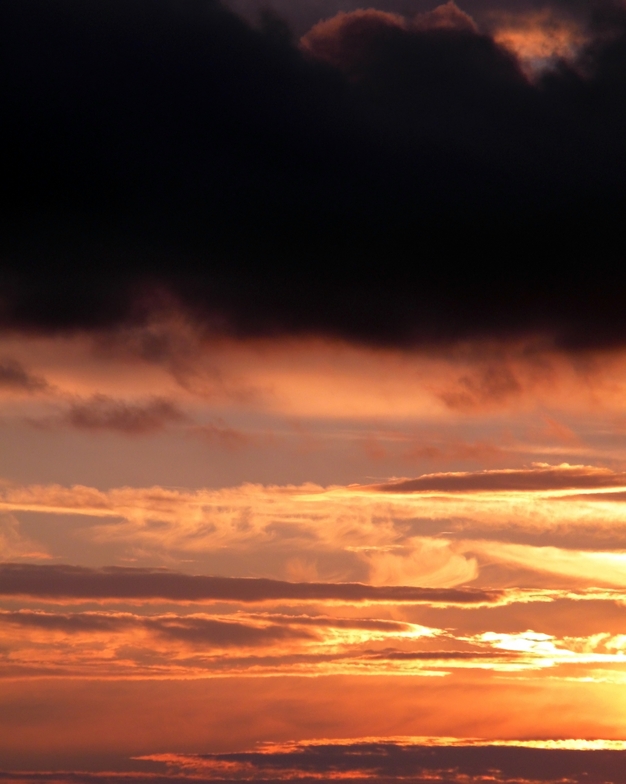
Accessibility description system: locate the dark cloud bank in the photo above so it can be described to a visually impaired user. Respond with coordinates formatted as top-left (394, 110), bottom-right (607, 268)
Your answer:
top-left (155, 741), bottom-right (626, 784)
top-left (373, 464), bottom-right (626, 492)
top-left (3, 741), bottom-right (626, 784)
top-left (2, 0), bottom-right (626, 348)
top-left (0, 563), bottom-right (499, 603)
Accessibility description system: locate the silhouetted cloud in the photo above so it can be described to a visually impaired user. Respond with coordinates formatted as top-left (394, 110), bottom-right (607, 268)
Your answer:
top-left (0, 563), bottom-right (501, 604)
top-left (2, 0), bottom-right (626, 348)
top-left (0, 609), bottom-right (313, 647)
top-left (372, 464), bottom-right (626, 492)
top-left (3, 738), bottom-right (626, 783)
top-left (141, 739), bottom-right (626, 783)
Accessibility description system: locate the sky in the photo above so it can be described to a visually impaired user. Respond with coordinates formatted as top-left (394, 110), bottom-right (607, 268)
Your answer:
top-left (3, 0), bottom-right (626, 782)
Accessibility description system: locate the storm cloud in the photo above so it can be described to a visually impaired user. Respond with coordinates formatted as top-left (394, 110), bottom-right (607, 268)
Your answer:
top-left (2, 0), bottom-right (626, 347)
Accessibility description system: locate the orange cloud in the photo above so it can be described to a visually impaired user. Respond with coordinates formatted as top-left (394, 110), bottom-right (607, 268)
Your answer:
top-left (300, 3), bottom-right (477, 77)
top-left (0, 358), bottom-right (48, 394)
top-left (7, 330), bottom-right (626, 424)
top-left (60, 395), bottom-right (187, 435)
top-left (5, 464), bottom-right (626, 588)
top-left (3, 675), bottom-right (626, 770)
top-left (491, 10), bottom-right (588, 73)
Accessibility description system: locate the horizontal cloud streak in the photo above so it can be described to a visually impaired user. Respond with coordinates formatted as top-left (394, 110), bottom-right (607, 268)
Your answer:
top-left (6, 469), bottom-right (626, 589)
top-left (62, 396), bottom-right (187, 435)
top-left (142, 739), bottom-right (626, 783)
top-left (0, 358), bottom-right (48, 392)
top-left (373, 464), bottom-right (626, 493)
top-left (0, 609), bottom-right (314, 647)
top-left (0, 563), bottom-right (500, 604)
top-left (4, 602), bottom-right (626, 678)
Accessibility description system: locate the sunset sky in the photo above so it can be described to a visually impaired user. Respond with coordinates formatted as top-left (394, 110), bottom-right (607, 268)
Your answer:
top-left (3, 1), bottom-right (626, 782)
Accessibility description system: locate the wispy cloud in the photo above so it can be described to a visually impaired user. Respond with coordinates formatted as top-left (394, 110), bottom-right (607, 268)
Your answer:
top-left (62, 396), bottom-right (187, 435)
top-left (0, 358), bottom-right (48, 393)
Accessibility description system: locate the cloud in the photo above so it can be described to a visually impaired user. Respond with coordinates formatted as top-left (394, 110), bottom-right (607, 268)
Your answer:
top-left (491, 8), bottom-right (589, 70)
top-left (191, 420), bottom-right (251, 449)
top-left (4, 600), bottom-right (625, 680)
top-left (470, 540), bottom-right (626, 587)
top-left (5, 471), bottom-right (626, 585)
top-left (3, 0), bottom-right (626, 348)
top-left (0, 608), bottom-right (417, 637)
top-left (144, 615), bottom-right (314, 647)
top-left (414, 2), bottom-right (478, 32)
top-left (140, 739), bottom-right (626, 783)
top-left (0, 514), bottom-right (50, 561)
top-left (0, 358), bottom-right (48, 392)
top-left (0, 563), bottom-right (500, 604)
top-left (300, 9), bottom-right (410, 73)
top-left (372, 464), bottom-right (626, 492)
top-left (59, 395), bottom-right (187, 435)
top-left (0, 609), bottom-right (313, 647)
top-left (402, 440), bottom-right (508, 463)
top-left (366, 539), bottom-right (478, 587)
top-left (300, 3), bottom-right (478, 74)
top-left (438, 363), bottom-right (523, 410)
top-left (5, 737), bottom-right (626, 783)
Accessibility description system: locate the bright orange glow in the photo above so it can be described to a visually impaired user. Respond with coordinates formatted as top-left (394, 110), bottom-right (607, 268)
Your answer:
top-left (4, 330), bottom-right (626, 778)
top-left (492, 11), bottom-right (588, 72)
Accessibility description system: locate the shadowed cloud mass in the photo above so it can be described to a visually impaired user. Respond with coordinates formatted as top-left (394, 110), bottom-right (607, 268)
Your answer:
top-left (4, 0), bottom-right (626, 775)
top-left (137, 739), bottom-right (626, 783)
top-left (0, 563), bottom-right (500, 604)
top-left (2, 0), bottom-right (626, 348)
top-left (62, 396), bottom-right (187, 435)
top-left (0, 359), bottom-right (48, 392)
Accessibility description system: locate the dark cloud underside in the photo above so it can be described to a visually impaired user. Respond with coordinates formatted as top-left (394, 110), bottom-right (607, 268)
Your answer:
top-left (144, 742), bottom-right (626, 784)
top-left (2, 0), bottom-right (626, 347)
top-left (0, 359), bottom-right (47, 391)
top-left (62, 396), bottom-right (186, 434)
top-left (0, 609), bottom-right (313, 646)
top-left (373, 465), bottom-right (626, 492)
top-left (0, 563), bottom-right (500, 603)
top-left (3, 741), bottom-right (626, 784)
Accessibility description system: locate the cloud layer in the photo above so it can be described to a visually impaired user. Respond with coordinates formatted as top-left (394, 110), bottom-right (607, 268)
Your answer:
top-left (0, 563), bottom-right (498, 604)
top-left (2, 0), bottom-right (626, 347)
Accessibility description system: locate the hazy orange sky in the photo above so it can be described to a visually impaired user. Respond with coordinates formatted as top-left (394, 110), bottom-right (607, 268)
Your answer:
top-left (4, 0), bottom-right (626, 782)
top-left (5, 325), bottom-right (626, 780)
